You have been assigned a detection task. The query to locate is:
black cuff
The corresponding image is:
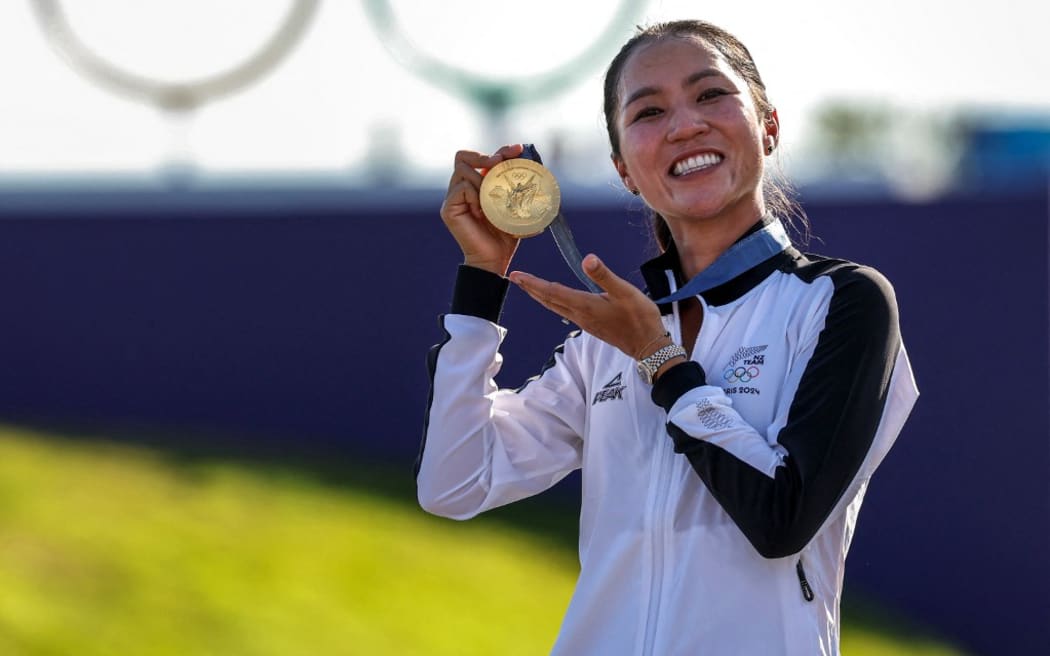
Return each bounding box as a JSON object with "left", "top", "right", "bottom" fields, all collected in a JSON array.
[
  {"left": 450, "top": 265, "right": 510, "bottom": 323},
  {"left": 651, "top": 360, "right": 707, "bottom": 412}
]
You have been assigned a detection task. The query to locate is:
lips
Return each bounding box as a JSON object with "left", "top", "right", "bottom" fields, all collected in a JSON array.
[{"left": 671, "top": 152, "right": 723, "bottom": 177}]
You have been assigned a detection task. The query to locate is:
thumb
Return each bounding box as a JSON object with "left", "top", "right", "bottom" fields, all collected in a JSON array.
[
  {"left": 583, "top": 254, "right": 628, "bottom": 295},
  {"left": 494, "top": 143, "right": 525, "bottom": 160}
]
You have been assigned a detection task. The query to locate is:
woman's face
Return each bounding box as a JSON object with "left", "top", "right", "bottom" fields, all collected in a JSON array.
[{"left": 612, "top": 36, "right": 775, "bottom": 227}]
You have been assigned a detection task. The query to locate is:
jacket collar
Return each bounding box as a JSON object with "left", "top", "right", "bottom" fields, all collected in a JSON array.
[{"left": 640, "top": 218, "right": 800, "bottom": 311}]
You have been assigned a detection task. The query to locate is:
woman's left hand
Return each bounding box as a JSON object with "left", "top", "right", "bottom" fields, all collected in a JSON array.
[{"left": 509, "top": 254, "right": 668, "bottom": 360}]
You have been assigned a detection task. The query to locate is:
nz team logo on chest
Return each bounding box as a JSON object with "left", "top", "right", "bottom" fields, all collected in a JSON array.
[
  {"left": 722, "top": 345, "right": 767, "bottom": 396},
  {"left": 592, "top": 372, "right": 627, "bottom": 405}
]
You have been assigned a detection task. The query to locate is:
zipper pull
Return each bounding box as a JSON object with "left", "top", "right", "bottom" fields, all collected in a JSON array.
[{"left": 796, "top": 558, "right": 815, "bottom": 602}]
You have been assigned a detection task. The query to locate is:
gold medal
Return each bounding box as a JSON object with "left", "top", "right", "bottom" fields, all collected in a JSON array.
[{"left": 479, "top": 158, "right": 561, "bottom": 237}]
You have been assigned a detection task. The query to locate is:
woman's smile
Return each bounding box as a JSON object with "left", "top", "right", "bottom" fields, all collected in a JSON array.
[{"left": 671, "top": 151, "right": 724, "bottom": 177}]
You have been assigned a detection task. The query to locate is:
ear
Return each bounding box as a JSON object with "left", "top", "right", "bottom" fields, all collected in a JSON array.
[
  {"left": 764, "top": 108, "right": 780, "bottom": 153},
  {"left": 612, "top": 153, "right": 636, "bottom": 194}
]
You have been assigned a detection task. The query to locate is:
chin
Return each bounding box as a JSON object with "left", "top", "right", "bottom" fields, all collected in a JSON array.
[{"left": 664, "top": 200, "right": 730, "bottom": 222}]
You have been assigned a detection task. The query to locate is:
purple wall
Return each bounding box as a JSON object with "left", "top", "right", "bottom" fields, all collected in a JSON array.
[
  {"left": 804, "top": 194, "right": 1049, "bottom": 655},
  {"left": 0, "top": 184, "right": 1046, "bottom": 654}
]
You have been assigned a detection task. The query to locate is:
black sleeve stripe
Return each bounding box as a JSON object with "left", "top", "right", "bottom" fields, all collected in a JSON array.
[
  {"left": 416, "top": 318, "right": 582, "bottom": 478},
  {"left": 415, "top": 317, "right": 453, "bottom": 478},
  {"left": 450, "top": 264, "right": 510, "bottom": 322},
  {"left": 651, "top": 361, "right": 707, "bottom": 410},
  {"left": 515, "top": 330, "right": 583, "bottom": 393},
  {"left": 416, "top": 266, "right": 508, "bottom": 477},
  {"left": 670, "top": 265, "right": 902, "bottom": 558}
]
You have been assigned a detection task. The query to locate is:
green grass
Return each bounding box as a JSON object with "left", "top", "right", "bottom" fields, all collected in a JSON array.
[{"left": 0, "top": 425, "right": 968, "bottom": 655}]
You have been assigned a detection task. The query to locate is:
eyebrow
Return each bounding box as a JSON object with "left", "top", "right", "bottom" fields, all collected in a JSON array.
[{"left": 621, "top": 68, "right": 725, "bottom": 109}]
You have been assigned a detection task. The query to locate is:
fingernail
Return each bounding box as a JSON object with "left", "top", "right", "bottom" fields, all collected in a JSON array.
[{"left": 584, "top": 255, "right": 599, "bottom": 271}]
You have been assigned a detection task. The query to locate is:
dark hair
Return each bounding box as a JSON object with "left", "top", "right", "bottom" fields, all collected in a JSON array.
[{"left": 602, "top": 20, "right": 807, "bottom": 250}]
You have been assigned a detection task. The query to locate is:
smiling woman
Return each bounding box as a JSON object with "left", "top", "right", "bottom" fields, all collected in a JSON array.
[
  {"left": 612, "top": 38, "right": 773, "bottom": 277},
  {"left": 604, "top": 23, "right": 802, "bottom": 258},
  {"left": 417, "top": 19, "right": 919, "bottom": 656}
]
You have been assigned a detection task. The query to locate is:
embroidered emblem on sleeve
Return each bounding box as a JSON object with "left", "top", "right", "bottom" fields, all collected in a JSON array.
[{"left": 695, "top": 397, "right": 732, "bottom": 430}]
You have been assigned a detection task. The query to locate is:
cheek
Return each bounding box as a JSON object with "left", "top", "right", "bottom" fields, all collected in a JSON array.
[
  {"left": 620, "top": 122, "right": 656, "bottom": 151},
  {"left": 730, "top": 126, "right": 766, "bottom": 168},
  {"left": 618, "top": 127, "right": 663, "bottom": 173},
  {"left": 715, "top": 100, "right": 764, "bottom": 146}
]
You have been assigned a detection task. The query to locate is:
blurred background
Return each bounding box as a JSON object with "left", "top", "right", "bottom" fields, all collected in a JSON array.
[{"left": 0, "top": 1, "right": 1047, "bottom": 654}]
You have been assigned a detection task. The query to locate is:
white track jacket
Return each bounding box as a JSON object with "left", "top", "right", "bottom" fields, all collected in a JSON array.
[{"left": 417, "top": 237, "right": 918, "bottom": 656}]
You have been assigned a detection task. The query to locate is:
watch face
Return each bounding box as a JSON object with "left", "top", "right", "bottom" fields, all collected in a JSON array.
[{"left": 636, "top": 361, "right": 653, "bottom": 385}]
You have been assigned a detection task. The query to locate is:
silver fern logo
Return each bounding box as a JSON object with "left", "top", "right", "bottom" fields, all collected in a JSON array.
[
  {"left": 725, "top": 344, "right": 768, "bottom": 368},
  {"left": 695, "top": 398, "right": 732, "bottom": 429}
]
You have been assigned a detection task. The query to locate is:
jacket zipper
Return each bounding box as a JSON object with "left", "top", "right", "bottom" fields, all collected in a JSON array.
[{"left": 796, "top": 557, "right": 815, "bottom": 602}]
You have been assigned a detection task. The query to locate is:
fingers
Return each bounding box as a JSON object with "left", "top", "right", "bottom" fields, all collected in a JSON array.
[
  {"left": 510, "top": 261, "right": 624, "bottom": 315},
  {"left": 445, "top": 145, "right": 525, "bottom": 221},
  {"left": 509, "top": 272, "right": 582, "bottom": 319},
  {"left": 512, "top": 258, "right": 671, "bottom": 359},
  {"left": 444, "top": 160, "right": 486, "bottom": 221},
  {"left": 582, "top": 254, "right": 634, "bottom": 297},
  {"left": 493, "top": 143, "right": 525, "bottom": 161},
  {"left": 449, "top": 145, "right": 523, "bottom": 180},
  {"left": 450, "top": 148, "right": 506, "bottom": 173}
]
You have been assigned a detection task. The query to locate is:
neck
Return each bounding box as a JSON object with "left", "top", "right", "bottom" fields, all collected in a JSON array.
[{"left": 669, "top": 204, "right": 766, "bottom": 280}]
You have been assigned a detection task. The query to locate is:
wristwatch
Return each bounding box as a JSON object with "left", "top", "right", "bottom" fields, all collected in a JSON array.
[{"left": 636, "top": 343, "right": 688, "bottom": 385}]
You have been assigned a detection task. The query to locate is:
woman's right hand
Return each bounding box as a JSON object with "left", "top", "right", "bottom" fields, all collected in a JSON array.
[{"left": 440, "top": 144, "right": 525, "bottom": 276}]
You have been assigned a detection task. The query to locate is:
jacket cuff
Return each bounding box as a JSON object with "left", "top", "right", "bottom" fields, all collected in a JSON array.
[
  {"left": 651, "top": 360, "right": 707, "bottom": 412},
  {"left": 450, "top": 265, "right": 510, "bottom": 323}
]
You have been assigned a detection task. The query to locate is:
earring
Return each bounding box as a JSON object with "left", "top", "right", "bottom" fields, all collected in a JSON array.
[
  {"left": 765, "top": 135, "right": 776, "bottom": 155},
  {"left": 630, "top": 188, "right": 640, "bottom": 196}
]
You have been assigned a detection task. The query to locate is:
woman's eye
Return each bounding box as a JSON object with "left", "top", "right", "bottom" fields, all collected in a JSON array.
[
  {"left": 697, "top": 88, "right": 728, "bottom": 102},
  {"left": 632, "top": 107, "right": 662, "bottom": 122}
]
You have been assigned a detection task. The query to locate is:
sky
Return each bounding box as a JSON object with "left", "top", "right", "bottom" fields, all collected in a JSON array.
[{"left": 1, "top": 0, "right": 1047, "bottom": 188}]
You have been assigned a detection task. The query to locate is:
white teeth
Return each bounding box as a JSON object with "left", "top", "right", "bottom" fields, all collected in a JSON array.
[{"left": 673, "top": 153, "right": 722, "bottom": 176}]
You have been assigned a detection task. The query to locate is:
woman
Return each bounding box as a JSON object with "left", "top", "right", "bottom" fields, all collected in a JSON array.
[{"left": 417, "top": 20, "right": 918, "bottom": 656}]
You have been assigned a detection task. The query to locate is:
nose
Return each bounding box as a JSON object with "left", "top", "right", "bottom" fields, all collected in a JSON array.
[{"left": 666, "top": 106, "right": 710, "bottom": 143}]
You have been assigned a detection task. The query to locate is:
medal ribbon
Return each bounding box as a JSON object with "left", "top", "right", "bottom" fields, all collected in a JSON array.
[
  {"left": 519, "top": 144, "right": 601, "bottom": 293},
  {"left": 651, "top": 219, "right": 792, "bottom": 304}
]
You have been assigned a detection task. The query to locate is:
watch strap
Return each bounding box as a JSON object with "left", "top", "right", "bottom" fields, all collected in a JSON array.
[{"left": 638, "top": 343, "right": 688, "bottom": 384}]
